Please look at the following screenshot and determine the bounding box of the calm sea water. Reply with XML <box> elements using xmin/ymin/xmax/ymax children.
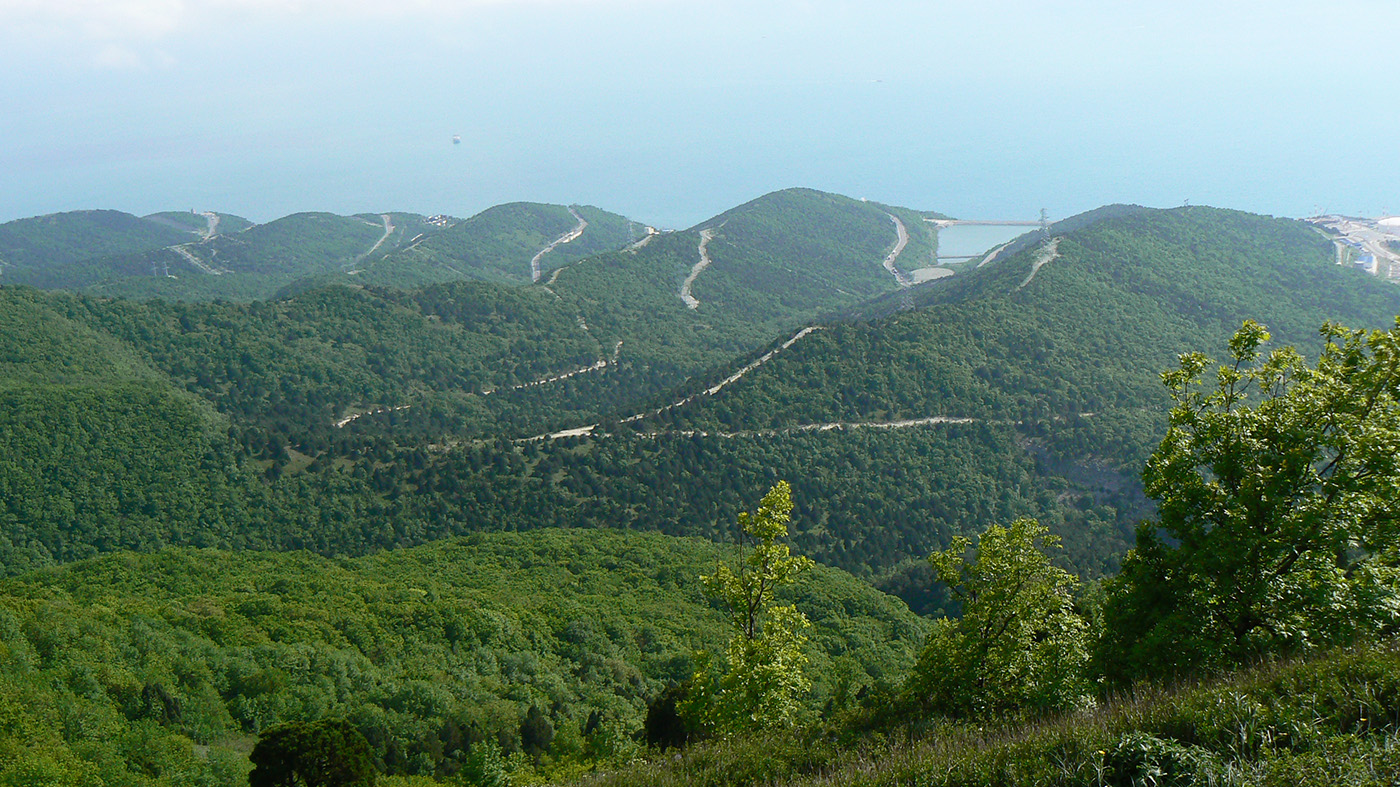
<box><xmin>935</xmin><ymin>225</ymin><xmax>1038</xmax><ymax>259</ymax></box>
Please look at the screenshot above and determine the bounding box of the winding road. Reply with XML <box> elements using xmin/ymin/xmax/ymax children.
<box><xmin>349</xmin><ymin>214</ymin><xmax>395</xmax><ymax>272</ymax></box>
<box><xmin>680</xmin><ymin>228</ymin><xmax>716</xmax><ymax>309</ymax></box>
<box><xmin>881</xmin><ymin>213</ymin><xmax>912</xmax><ymax>287</ymax></box>
<box><xmin>977</xmin><ymin>240</ymin><xmax>1014</xmax><ymax>268</ymax></box>
<box><xmin>534</xmin><ymin>413</ymin><xmax>980</xmax><ymax>442</ymax></box>
<box><xmin>335</xmin><ymin>405</ymin><xmax>411</xmax><ymax>429</ymax></box>
<box><xmin>516</xmin><ymin>324</ymin><xmax>822</xmax><ymax>440</ymax></box>
<box><xmin>531</xmin><ymin>208</ymin><xmax>588</xmax><ymax>283</ymax></box>
<box><xmin>613</xmin><ymin>325</ymin><xmax>822</xmax><ymax>424</ymax></box>
<box><xmin>1015</xmin><ymin>238</ymin><xmax>1060</xmax><ymax>290</ymax></box>
<box><xmin>169</xmin><ymin>244</ymin><xmax>230</xmax><ymax>275</ymax></box>
<box><xmin>626</xmin><ymin>226</ymin><xmax>660</xmax><ymax>252</ymax></box>
<box><xmin>483</xmin><ymin>341</ymin><xmax>624</xmax><ymax>396</ymax></box>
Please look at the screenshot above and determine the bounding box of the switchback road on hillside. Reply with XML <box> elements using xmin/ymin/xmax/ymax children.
<box><xmin>531</xmin><ymin>208</ymin><xmax>588</xmax><ymax>283</ymax></box>
<box><xmin>622</xmin><ymin>325</ymin><xmax>823</xmax><ymax>424</ymax></box>
<box><xmin>531</xmin><ymin>413</ymin><xmax>981</xmax><ymax>442</ymax></box>
<box><xmin>679</xmin><ymin>228</ymin><xmax>716</xmax><ymax>309</ymax></box>
<box><xmin>169</xmin><ymin>244</ymin><xmax>230</xmax><ymax>275</ymax></box>
<box><xmin>1016</xmin><ymin>238</ymin><xmax>1061</xmax><ymax>290</ymax></box>
<box><xmin>882</xmin><ymin>213</ymin><xmax>912</xmax><ymax>287</ymax></box>
<box><xmin>350</xmin><ymin>214</ymin><xmax>395</xmax><ymax>272</ymax></box>
<box><xmin>513</xmin><ymin>324</ymin><xmax>823</xmax><ymax>440</ymax></box>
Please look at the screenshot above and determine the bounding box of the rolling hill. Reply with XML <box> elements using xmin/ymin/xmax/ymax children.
<box><xmin>4</xmin><ymin>196</ymin><xmax>1397</xmax><ymax>608</ymax></box>
<box><xmin>0</xmin><ymin>529</ymin><xmax>925</xmax><ymax>784</ymax></box>
<box><xmin>0</xmin><ymin>209</ymin><xmax>194</xmax><ymax>289</ymax></box>
<box><xmin>536</xmin><ymin>188</ymin><xmax>942</xmax><ymax>404</ymax></box>
<box><xmin>637</xmin><ymin>206</ymin><xmax>1400</xmax><ymax>439</ymax></box>
<box><xmin>142</xmin><ymin>210</ymin><xmax>254</xmax><ymax>237</ymax></box>
<box><xmin>4</xmin><ymin>190</ymin><xmax>1400</xmax><ymax>787</ymax></box>
<box><xmin>381</xmin><ymin>202</ymin><xmax>642</xmax><ymax>286</ymax></box>
<box><xmin>1</xmin><ymin>202</ymin><xmax>647</xmax><ymax>301</ymax></box>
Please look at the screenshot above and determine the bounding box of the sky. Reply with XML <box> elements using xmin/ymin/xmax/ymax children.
<box><xmin>2</xmin><ymin>0</ymin><xmax>1397</xmax><ymax>228</ymax></box>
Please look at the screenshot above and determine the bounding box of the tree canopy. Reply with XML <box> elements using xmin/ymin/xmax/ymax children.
<box><xmin>249</xmin><ymin>719</ymin><xmax>377</xmax><ymax>787</ymax></box>
<box><xmin>693</xmin><ymin>481</ymin><xmax>816</xmax><ymax>732</ymax></box>
<box><xmin>907</xmin><ymin>518</ymin><xmax>1090</xmax><ymax>718</ymax></box>
<box><xmin>1097</xmin><ymin>319</ymin><xmax>1400</xmax><ymax>683</ymax></box>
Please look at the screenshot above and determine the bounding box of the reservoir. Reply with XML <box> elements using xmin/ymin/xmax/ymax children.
<box><xmin>935</xmin><ymin>223</ymin><xmax>1039</xmax><ymax>261</ymax></box>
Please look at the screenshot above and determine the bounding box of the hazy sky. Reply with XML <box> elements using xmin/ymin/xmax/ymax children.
<box><xmin>3</xmin><ymin>0</ymin><xmax>1397</xmax><ymax>227</ymax></box>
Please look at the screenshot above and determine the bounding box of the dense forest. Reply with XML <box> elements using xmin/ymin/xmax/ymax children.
<box><xmin>0</xmin><ymin>529</ymin><xmax>925</xmax><ymax>784</ymax></box>
<box><xmin>5</xmin><ymin>201</ymin><xmax>1398</xmax><ymax>583</ymax></box>
<box><xmin>3</xmin><ymin>191</ymin><xmax>1399</xmax><ymax>784</ymax></box>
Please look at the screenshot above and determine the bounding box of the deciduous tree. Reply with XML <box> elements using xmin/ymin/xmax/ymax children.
<box><xmin>248</xmin><ymin>719</ymin><xmax>377</xmax><ymax>787</ymax></box>
<box><xmin>692</xmin><ymin>481</ymin><xmax>815</xmax><ymax>733</ymax></box>
<box><xmin>1097</xmin><ymin>319</ymin><xmax>1400</xmax><ymax>684</ymax></box>
<box><xmin>908</xmin><ymin>518</ymin><xmax>1090</xmax><ymax>718</ymax></box>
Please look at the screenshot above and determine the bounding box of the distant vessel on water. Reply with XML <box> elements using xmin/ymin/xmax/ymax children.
<box><xmin>452</xmin><ymin>135</ymin><xmax>461</xmax><ymax>145</ymax></box>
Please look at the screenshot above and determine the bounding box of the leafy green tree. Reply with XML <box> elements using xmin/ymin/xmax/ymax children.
<box><xmin>248</xmin><ymin>719</ymin><xmax>377</xmax><ymax>787</ymax></box>
<box><xmin>692</xmin><ymin>481</ymin><xmax>816</xmax><ymax>732</ymax></box>
<box><xmin>907</xmin><ymin>518</ymin><xmax>1090</xmax><ymax>718</ymax></box>
<box><xmin>1097</xmin><ymin>320</ymin><xmax>1400</xmax><ymax>684</ymax></box>
<box><xmin>458</xmin><ymin>741</ymin><xmax>509</xmax><ymax>787</ymax></box>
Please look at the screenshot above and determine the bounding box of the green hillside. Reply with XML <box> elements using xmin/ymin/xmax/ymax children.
<box><xmin>5</xmin><ymin>195</ymin><xmax>1400</xmax><ymax>786</ymax></box>
<box><xmin>0</xmin><ymin>210</ymin><xmax>192</xmax><ymax>288</ymax></box>
<box><xmin>0</xmin><ymin>292</ymin><xmax>266</xmax><ymax>574</ymax></box>
<box><xmin>481</xmin><ymin>205</ymin><xmax>1399</xmax><ymax>597</ymax></box>
<box><xmin>166</xmin><ymin>211</ymin><xmax>385</xmax><ymax>276</ymax></box>
<box><xmin>80</xmin><ymin>204</ymin><xmax>639</xmax><ymax>300</ymax></box>
<box><xmin>0</xmin><ymin>281</ymin><xmax>602</xmax><ymax>441</ymax></box>
<box><xmin>384</xmin><ymin>203</ymin><xmax>639</xmax><ymax>285</ymax></box>
<box><xmin>8</xmin><ymin>203</ymin><xmax>1395</xmax><ymax>604</ymax></box>
<box><xmin>535</xmin><ymin>189</ymin><xmax>943</xmax><ymax>407</ymax></box>
<box><xmin>586</xmin><ymin>640</ymin><xmax>1400</xmax><ymax>787</ymax></box>
<box><xmin>694</xmin><ymin>188</ymin><xmax>933</xmax><ymax>304</ymax></box>
<box><xmin>624</xmin><ymin>206</ymin><xmax>1400</xmax><ymax>488</ymax></box>
<box><xmin>0</xmin><ymin>529</ymin><xmax>925</xmax><ymax>785</ymax></box>
<box><xmin>142</xmin><ymin>211</ymin><xmax>254</xmax><ymax>236</ymax></box>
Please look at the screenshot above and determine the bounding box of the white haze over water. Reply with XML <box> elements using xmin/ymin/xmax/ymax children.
<box><xmin>2</xmin><ymin>0</ymin><xmax>1397</xmax><ymax>227</ymax></box>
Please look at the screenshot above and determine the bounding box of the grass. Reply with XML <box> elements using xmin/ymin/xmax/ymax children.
<box><xmin>575</xmin><ymin>640</ymin><xmax>1400</xmax><ymax>787</ymax></box>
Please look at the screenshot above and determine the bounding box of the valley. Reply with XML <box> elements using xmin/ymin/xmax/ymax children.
<box><xmin>2</xmin><ymin>189</ymin><xmax>1400</xmax><ymax>785</ymax></box>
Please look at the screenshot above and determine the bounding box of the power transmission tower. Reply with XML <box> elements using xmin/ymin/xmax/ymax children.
<box><xmin>1039</xmin><ymin>208</ymin><xmax>1050</xmax><ymax>239</ymax></box>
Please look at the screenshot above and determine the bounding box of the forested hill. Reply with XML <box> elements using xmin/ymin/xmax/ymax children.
<box><xmin>0</xmin><ymin>202</ymin><xmax>643</xmax><ymax>301</ymax></box>
<box><xmin>101</xmin><ymin>203</ymin><xmax>640</xmax><ymax>300</ymax></box>
<box><xmin>693</xmin><ymin>188</ymin><xmax>942</xmax><ymax>303</ymax></box>
<box><xmin>6</xmin><ymin>195</ymin><xmax>1400</xmax><ymax>786</ymax></box>
<box><xmin>634</xmin><ymin>206</ymin><xmax>1400</xmax><ymax>449</ymax></box>
<box><xmin>0</xmin><ymin>528</ymin><xmax>926</xmax><ymax>783</ymax></box>
<box><xmin>533</xmin><ymin>188</ymin><xmax>942</xmax><ymax>402</ymax></box>
<box><xmin>7</xmin><ymin>199</ymin><xmax>1397</xmax><ymax>610</ymax></box>
<box><xmin>0</xmin><ymin>189</ymin><xmax>951</xmax><ymax>442</ymax></box>
<box><xmin>0</xmin><ymin>209</ymin><xmax>192</xmax><ymax>288</ymax></box>
<box><xmin>383</xmin><ymin>202</ymin><xmax>641</xmax><ymax>286</ymax></box>
<box><xmin>142</xmin><ymin>210</ymin><xmax>254</xmax><ymax>236</ymax></box>
<box><xmin>98</xmin><ymin>211</ymin><xmax>425</xmax><ymax>300</ymax></box>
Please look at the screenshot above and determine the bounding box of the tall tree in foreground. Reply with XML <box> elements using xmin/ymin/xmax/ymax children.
<box><xmin>691</xmin><ymin>481</ymin><xmax>815</xmax><ymax>733</ymax></box>
<box><xmin>907</xmin><ymin>518</ymin><xmax>1090</xmax><ymax>718</ymax></box>
<box><xmin>248</xmin><ymin>719</ymin><xmax>377</xmax><ymax>787</ymax></box>
<box><xmin>1097</xmin><ymin>319</ymin><xmax>1400</xmax><ymax>685</ymax></box>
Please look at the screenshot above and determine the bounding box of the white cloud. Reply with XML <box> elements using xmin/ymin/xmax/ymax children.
<box><xmin>0</xmin><ymin>0</ymin><xmax>186</xmax><ymax>41</ymax></box>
